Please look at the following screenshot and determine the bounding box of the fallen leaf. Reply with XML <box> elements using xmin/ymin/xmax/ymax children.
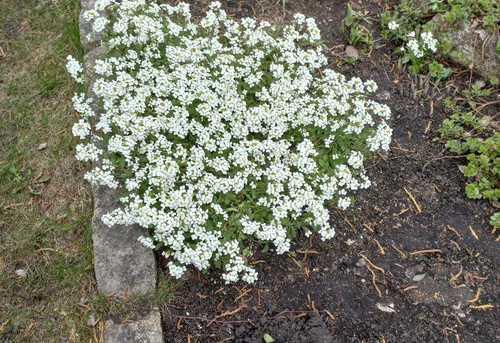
<box><xmin>376</xmin><ymin>302</ymin><xmax>396</xmax><ymax>313</ymax></box>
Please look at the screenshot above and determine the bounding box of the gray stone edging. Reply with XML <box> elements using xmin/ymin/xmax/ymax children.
<box><xmin>92</xmin><ymin>185</ymin><xmax>157</xmax><ymax>297</ymax></box>
<box><xmin>79</xmin><ymin>0</ymin><xmax>163</xmax><ymax>341</ymax></box>
<box><xmin>104</xmin><ymin>310</ymin><xmax>163</xmax><ymax>343</ymax></box>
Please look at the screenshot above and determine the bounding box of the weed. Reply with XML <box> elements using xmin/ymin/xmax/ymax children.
<box><xmin>380</xmin><ymin>0</ymin><xmax>499</xmax><ymax>80</ymax></box>
<box><xmin>341</xmin><ymin>4</ymin><xmax>374</xmax><ymax>48</ymax></box>
<box><xmin>88</xmin><ymin>275</ymin><xmax>175</xmax><ymax>322</ymax></box>
<box><xmin>439</xmin><ymin>85</ymin><xmax>499</xmax><ymax>229</ymax></box>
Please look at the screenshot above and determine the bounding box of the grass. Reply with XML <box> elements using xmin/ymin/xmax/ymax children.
<box><xmin>0</xmin><ymin>0</ymin><xmax>96</xmax><ymax>341</ymax></box>
<box><xmin>0</xmin><ymin>2</ymin><xmax>176</xmax><ymax>340</ymax></box>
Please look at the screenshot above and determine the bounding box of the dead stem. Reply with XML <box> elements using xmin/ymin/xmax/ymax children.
<box><xmin>446</xmin><ymin>225</ymin><xmax>462</xmax><ymax>238</ymax></box>
<box><xmin>324</xmin><ymin>310</ymin><xmax>335</xmax><ymax>321</ymax></box>
<box><xmin>403</xmin><ymin>187</ymin><xmax>422</xmax><ymax>213</ymax></box>
<box><xmin>234</xmin><ymin>288</ymin><xmax>252</xmax><ymax>303</ymax></box>
<box><xmin>467</xmin><ymin>288</ymin><xmax>481</xmax><ymax>304</ymax></box>
<box><xmin>392</xmin><ymin>244</ymin><xmax>407</xmax><ymax>258</ymax></box>
<box><xmin>469</xmin><ymin>304</ymin><xmax>493</xmax><ymax>311</ymax></box>
<box><xmin>207</xmin><ymin>304</ymin><xmax>247</xmax><ymax>327</ymax></box>
<box><xmin>402</xmin><ymin>285</ymin><xmax>418</xmax><ymax>292</ymax></box>
<box><xmin>468</xmin><ymin>226</ymin><xmax>479</xmax><ymax>240</ymax></box>
<box><xmin>359</xmin><ymin>254</ymin><xmax>385</xmax><ymax>274</ymax></box>
<box><xmin>449</xmin><ymin>265</ymin><xmax>463</xmax><ymax>287</ymax></box>
<box><xmin>373</xmin><ymin>238</ymin><xmax>386</xmax><ymax>255</ymax></box>
<box><xmin>367</xmin><ymin>266</ymin><xmax>383</xmax><ymax>297</ymax></box>
<box><xmin>409</xmin><ymin>249</ymin><xmax>442</xmax><ymax>256</ymax></box>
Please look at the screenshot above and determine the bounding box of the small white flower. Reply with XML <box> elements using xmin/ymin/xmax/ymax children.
<box><xmin>388</xmin><ymin>21</ymin><xmax>399</xmax><ymax>31</ymax></box>
<box><xmin>168</xmin><ymin>262</ymin><xmax>187</xmax><ymax>279</ymax></box>
<box><xmin>66</xmin><ymin>55</ymin><xmax>83</xmax><ymax>83</ymax></box>
<box><xmin>138</xmin><ymin>236</ymin><xmax>155</xmax><ymax>249</ymax></box>
<box><xmin>294</xmin><ymin>13</ymin><xmax>306</xmax><ymax>25</ymax></box>
<box><xmin>421</xmin><ymin>31</ymin><xmax>438</xmax><ymax>53</ymax></box>
<box><xmin>347</xmin><ymin>151</ymin><xmax>364</xmax><ymax>169</ymax></box>
<box><xmin>406</xmin><ymin>38</ymin><xmax>423</xmax><ymax>58</ymax></box>
<box><xmin>72</xmin><ymin>119</ymin><xmax>91</xmax><ymax>139</ymax></box>
<box><xmin>93</xmin><ymin>16</ymin><xmax>109</xmax><ymax>33</ymax></box>
<box><xmin>75</xmin><ymin>143</ymin><xmax>100</xmax><ymax>162</ymax></box>
<box><xmin>337</xmin><ymin>197</ymin><xmax>351</xmax><ymax>210</ymax></box>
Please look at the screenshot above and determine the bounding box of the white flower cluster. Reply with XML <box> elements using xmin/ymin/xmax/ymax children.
<box><xmin>69</xmin><ymin>0</ymin><xmax>392</xmax><ymax>283</ymax></box>
<box><xmin>66</xmin><ymin>55</ymin><xmax>84</xmax><ymax>83</ymax></box>
<box><xmin>405</xmin><ymin>31</ymin><xmax>438</xmax><ymax>58</ymax></box>
<box><xmin>420</xmin><ymin>31</ymin><xmax>438</xmax><ymax>52</ymax></box>
<box><xmin>387</xmin><ymin>20</ymin><xmax>399</xmax><ymax>31</ymax></box>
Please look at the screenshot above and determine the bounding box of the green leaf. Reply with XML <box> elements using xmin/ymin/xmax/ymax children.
<box><xmin>478</xmin><ymin>154</ymin><xmax>490</xmax><ymax>169</ymax></box>
<box><xmin>445</xmin><ymin>140</ymin><xmax>465</xmax><ymax>154</ymax></box>
<box><xmin>490</xmin><ymin>212</ymin><xmax>500</xmax><ymax>229</ymax></box>
<box><xmin>428</xmin><ymin>61</ymin><xmax>452</xmax><ymax>80</ymax></box>
<box><xmin>463</xmin><ymin>163</ymin><xmax>479</xmax><ymax>177</ymax></box>
<box><xmin>483</xmin><ymin>189</ymin><xmax>500</xmax><ymax>202</ymax></box>
<box><xmin>465</xmin><ymin>183</ymin><xmax>482</xmax><ymax>199</ymax></box>
<box><xmin>343</xmin><ymin>5</ymin><xmax>355</xmax><ymax>27</ymax></box>
<box><xmin>464</xmin><ymin>138</ymin><xmax>483</xmax><ymax>152</ymax></box>
<box><xmin>263</xmin><ymin>333</ymin><xmax>275</xmax><ymax>343</ymax></box>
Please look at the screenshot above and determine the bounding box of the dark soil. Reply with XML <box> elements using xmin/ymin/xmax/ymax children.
<box><xmin>159</xmin><ymin>1</ymin><xmax>499</xmax><ymax>342</ymax></box>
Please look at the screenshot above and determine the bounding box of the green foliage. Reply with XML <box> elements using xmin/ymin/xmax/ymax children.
<box><xmin>462</xmin><ymin>82</ymin><xmax>494</xmax><ymax>103</ymax></box>
<box><xmin>341</xmin><ymin>4</ymin><xmax>373</xmax><ymax>48</ymax></box>
<box><xmin>89</xmin><ymin>275</ymin><xmax>174</xmax><ymax>322</ymax></box>
<box><xmin>381</xmin><ymin>0</ymin><xmax>499</xmax><ymax>79</ymax></box>
<box><xmin>439</xmin><ymin>94</ymin><xmax>499</xmax><ymax>228</ymax></box>
<box><xmin>0</xmin><ymin>0</ymin><xmax>105</xmax><ymax>340</ymax></box>
<box><xmin>383</xmin><ymin>0</ymin><xmax>499</xmax><ymax>32</ymax></box>
<box><xmin>490</xmin><ymin>212</ymin><xmax>500</xmax><ymax>229</ymax></box>
<box><xmin>264</xmin><ymin>333</ymin><xmax>276</xmax><ymax>343</ymax></box>
<box><xmin>428</xmin><ymin>60</ymin><xmax>452</xmax><ymax>80</ymax></box>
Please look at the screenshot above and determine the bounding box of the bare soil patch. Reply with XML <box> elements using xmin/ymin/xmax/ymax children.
<box><xmin>159</xmin><ymin>1</ymin><xmax>499</xmax><ymax>342</ymax></box>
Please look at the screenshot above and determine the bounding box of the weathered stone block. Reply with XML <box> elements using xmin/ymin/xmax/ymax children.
<box><xmin>104</xmin><ymin>310</ymin><xmax>163</xmax><ymax>343</ymax></box>
<box><xmin>92</xmin><ymin>185</ymin><xmax>157</xmax><ymax>296</ymax></box>
<box><xmin>432</xmin><ymin>16</ymin><xmax>499</xmax><ymax>82</ymax></box>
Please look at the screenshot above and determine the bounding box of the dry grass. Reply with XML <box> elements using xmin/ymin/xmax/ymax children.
<box><xmin>0</xmin><ymin>2</ymin><xmax>177</xmax><ymax>340</ymax></box>
<box><xmin>0</xmin><ymin>0</ymin><xmax>98</xmax><ymax>341</ymax></box>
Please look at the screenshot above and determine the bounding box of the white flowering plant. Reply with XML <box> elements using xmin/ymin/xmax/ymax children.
<box><xmin>381</xmin><ymin>7</ymin><xmax>451</xmax><ymax>79</ymax></box>
<box><xmin>68</xmin><ymin>0</ymin><xmax>392</xmax><ymax>284</ymax></box>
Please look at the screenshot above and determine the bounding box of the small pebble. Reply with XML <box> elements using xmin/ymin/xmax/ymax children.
<box><xmin>413</xmin><ymin>273</ymin><xmax>426</xmax><ymax>282</ymax></box>
<box><xmin>376</xmin><ymin>302</ymin><xmax>396</xmax><ymax>313</ymax></box>
<box><xmin>377</xmin><ymin>91</ymin><xmax>391</xmax><ymax>101</ymax></box>
<box><xmin>345</xmin><ymin>45</ymin><xmax>359</xmax><ymax>60</ymax></box>
<box><xmin>37</xmin><ymin>143</ymin><xmax>47</xmax><ymax>151</ymax></box>
<box><xmin>15</xmin><ymin>269</ymin><xmax>27</xmax><ymax>278</ymax></box>
<box><xmin>405</xmin><ymin>264</ymin><xmax>424</xmax><ymax>279</ymax></box>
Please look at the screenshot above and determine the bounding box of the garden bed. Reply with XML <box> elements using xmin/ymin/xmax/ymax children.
<box><xmin>158</xmin><ymin>1</ymin><xmax>499</xmax><ymax>342</ymax></box>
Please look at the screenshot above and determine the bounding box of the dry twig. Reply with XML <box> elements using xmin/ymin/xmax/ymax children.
<box><xmin>468</xmin><ymin>226</ymin><xmax>479</xmax><ymax>240</ymax></box>
<box><xmin>467</xmin><ymin>289</ymin><xmax>481</xmax><ymax>304</ymax></box>
<box><xmin>359</xmin><ymin>254</ymin><xmax>385</xmax><ymax>274</ymax></box>
<box><xmin>373</xmin><ymin>238</ymin><xmax>385</xmax><ymax>255</ymax></box>
<box><xmin>470</xmin><ymin>304</ymin><xmax>493</xmax><ymax>311</ymax></box>
<box><xmin>409</xmin><ymin>249</ymin><xmax>441</xmax><ymax>256</ymax></box>
<box><xmin>403</xmin><ymin>187</ymin><xmax>422</xmax><ymax>213</ymax></box>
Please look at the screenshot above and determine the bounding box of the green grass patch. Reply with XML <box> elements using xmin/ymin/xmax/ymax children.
<box><xmin>0</xmin><ymin>0</ymin><xmax>98</xmax><ymax>341</ymax></box>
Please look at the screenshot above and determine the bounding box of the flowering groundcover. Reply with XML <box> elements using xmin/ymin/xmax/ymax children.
<box><xmin>68</xmin><ymin>0</ymin><xmax>392</xmax><ymax>283</ymax></box>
